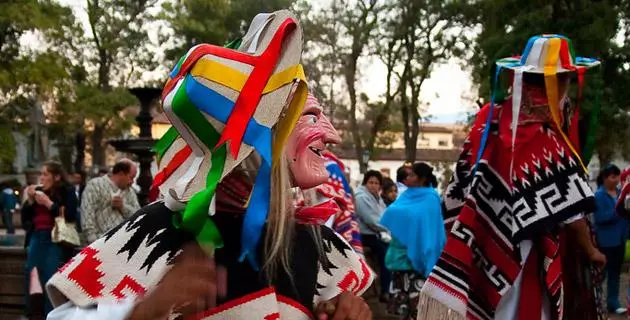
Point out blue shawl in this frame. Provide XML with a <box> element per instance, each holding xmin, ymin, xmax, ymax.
<box><xmin>380</xmin><ymin>187</ymin><xmax>445</xmax><ymax>277</ymax></box>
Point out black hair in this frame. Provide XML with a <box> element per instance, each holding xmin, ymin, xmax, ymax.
<box><xmin>73</xmin><ymin>170</ymin><xmax>87</xmax><ymax>182</ymax></box>
<box><xmin>411</xmin><ymin>162</ymin><xmax>438</xmax><ymax>188</ymax></box>
<box><xmin>382</xmin><ymin>180</ymin><xmax>397</xmax><ymax>194</ymax></box>
<box><xmin>42</xmin><ymin>161</ymin><xmax>69</xmax><ymax>202</ymax></box>
<box><xmin>596</xmin><ymin>164</ymin><xmax>621</xmax><ymax>187</ymax></box>
<box><xmin>112</xmin><ymin>160</ymin><xmax>133</xmax><ymax>175</ymax></box>
<box><xmin>396</xmin><ymin>165</ymin><xmax>411</xmax><ymax>183</ymax></box>
<box><xmin>362</xmin><ymin>170</ymin><xmax>383</xmax><ymax>186</ymax></box>
<box><xmin>99</xmin><ymin>167</ymin><xmax>109</xmax><ymax>174</ymax></box>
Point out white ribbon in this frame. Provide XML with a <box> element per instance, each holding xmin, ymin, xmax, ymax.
<box><xmin>164</xmin><ymin>188</ymin><xmax>186</xmax><ymax>212</ymax></box>
<box><xmin>524</xmin><ymin>37</ymin><xmax>548</xmax><ymax>70</ymax></box>
<box><xmin>509</xmin><ymin>65</ymin><xmax>534</xmax><ymax>180</ymax></box>
<box><xmin>242</xmin><ymin>13</ymin><xmax>274</xmax><ymax>53</ymax></box>
<box><xmin>162</xmin><ymin>77</ymin><xmax>207</xmax><ymax>206</ymax></box>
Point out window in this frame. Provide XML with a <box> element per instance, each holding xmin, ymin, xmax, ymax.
<box><xmin>438</xmin><ymin>139</ymin><xmax>448</xmax><ymax>147</ymax></box>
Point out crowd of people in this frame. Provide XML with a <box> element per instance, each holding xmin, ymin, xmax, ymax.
<box><xmin>352</xmin><ymin>163</ymin><xmax>445</xmax><ymax>318</ymax></box>
<box><xmin>6</xmin><ymin>10</ymin><xmax>630</xmax><ymax>320</ymax></box>
<box><xmin>18</xmin><ymin>159</ymin><xmax>139</xmax><ymax>317</ymax></box>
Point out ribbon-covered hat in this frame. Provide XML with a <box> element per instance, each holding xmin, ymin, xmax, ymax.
<box><xmin>496</xmin><ymin>35</ymin><xmax>600</xmax><ymax>73</ymax></box>
<box><xmin>150</xmin><ymin>10</ymin><xmax>308</xmax><ymax>269</ymax></box>
<box><xmin>474</xmin><ymin>34</ymin><xmax>600</xmax><ymax>176</ymax></box>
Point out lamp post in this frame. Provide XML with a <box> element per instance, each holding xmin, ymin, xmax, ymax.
<box><xmin>361</xmin><ymin>150</ymin><xmax>370</xmax><ymax>173</ymax></box>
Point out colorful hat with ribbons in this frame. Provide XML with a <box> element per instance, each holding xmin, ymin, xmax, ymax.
<box><xmin>151</xmin><ymin>10</ymin><xmax>308</xmax><ymax>269</ymax></box>
<box><xmin>474</xmin><ymin>34</ymin><xmax>600</xmax><ymax>176</ymax></box>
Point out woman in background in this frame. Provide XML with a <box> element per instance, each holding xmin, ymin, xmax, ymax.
<box><xmin>355</xmin><ymin>170</ymin><xmax>391</xmax><ymax>301</ymax></box>
<box><xmin>380</xmin><ymin>162</ymin><xmax>445</xmax><ymax>319</ymax></box>
<box><xmin>594</xmin><ymin>164</ymin><xmax>626</xmax><ymax>314</ymax></box>
<box><xmin>21</xmin><ymin>161</ymin><xmax>77</xmax><ymax>316</ymax></box>
<box><xmin>381</xmin><ymin>181</ymin><xmax>398</xmax><ymax>207</ymax></box>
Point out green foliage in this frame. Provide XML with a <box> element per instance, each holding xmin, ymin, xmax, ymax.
<box><xmin>41</xmin><ymin>0</ymin><xmax>160</xmax><ymax>166</ymax></box>
<box><xmin>160</xmin><ymin>0</ymin><xmax>294</xmax><ymax>63</ymax></box>
<box><xmin>0</xmin><ymin>1</ymin><xmax>71</xmax><ymax>90</ymax></box>
<box><xmin>0</xmin><ymin>127</ymin><xmax>16</xmax><ymax>173</ymax></box>
<box><xmin>51</xmin><ymin>86</ymin><xmax>136</xmax><ymax>136</ymax></box>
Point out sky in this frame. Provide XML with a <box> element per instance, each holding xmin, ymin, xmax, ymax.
<box><xmin>51</xmin><ymin>0</ymin><xmax>475</xmax><ymax>124</ymax></box>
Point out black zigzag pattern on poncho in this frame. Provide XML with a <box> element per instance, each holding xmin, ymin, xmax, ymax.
<box><xmin>104</xmin><ymin>202</ymin><xmax>194</xmax><ymax>272</ymax></box>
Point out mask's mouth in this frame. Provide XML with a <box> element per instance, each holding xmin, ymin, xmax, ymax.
<box><xmin>308</xmin><ymin>145</ymin><xmax>324</xmax><ymax>157</ymax></box>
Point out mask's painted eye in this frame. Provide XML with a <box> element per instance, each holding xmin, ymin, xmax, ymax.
<box><xmin>305</xmin><ymin>114</ymin><xmax>317</xmax><ymax>124</ymax></box>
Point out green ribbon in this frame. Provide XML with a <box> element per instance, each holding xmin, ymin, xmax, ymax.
<box><xmin>582</xmin><ymin>91</ymin><xmax>600</xmax><ymax>166</ymax></box>
<box><xmin>170</xmin><ymin>76</ymin><xmax>227</xmax><ymax>252</ymax></box>
<box><xmin>152</xmin><ymin>126</ymin><xmax>179</xmax><ymax>163</ymax></box>
<box><xmin>224</xmin><ymin>38</ymin><xmax>242</xmax><ymax>49</ymax></box>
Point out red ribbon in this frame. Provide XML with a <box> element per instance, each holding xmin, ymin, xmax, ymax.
<box><xmin>216</xmin><ymin>19</ymin><xmax>297</xmax><ymax>158</ymax></box>
<box><xmin>149</xmin><ymin>145</ymin><xmax>192</xmax><ymax>202</ymax></box>
<box><xmin>518</xmin><ymin>246</ymin><xmax>542</xmax><ymax>320</ymax></box>
<box><xmin>294</xmin><ymin>200</ymin><xmax>340</xmax><ymax>225</ymax></box>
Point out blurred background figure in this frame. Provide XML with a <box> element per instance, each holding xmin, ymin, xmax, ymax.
<box><xmin>81</xmin><ymin>159</ymin><xmax>140</xmax><ymax>244</ymax></box>
<box><xmin>355</xmin><ymin>170</ymin><xmax>391</xmax><ymax>303</ymax></box>
<box><xmin>70</xmin><ymin>170</ymin><xmax>86</xmax><ymax>233</ymax></box>
<box><xmin>2</xmin><ymin>186</ymin><xmax>17</xmax><ymax>234</ymax></box>
<box><xmin>594</xmin><ymin>164</ymin><xmax>626</xmax><ymax>315</ymax></box>
<box><xmin>381</xmin><ymin>162</ymin><xmax>445</xmax><ymax>319</ymax></box>
<box><xmin>395</xmin><ymin>165</ymin><xmax>412</xmax><ymax>198</ymax></box>
<box><xmin>381</xmin><ymin>181</ymin><xmax>398</xmax><ymax>207</ymax></box>
<box><xmin>20</xmin><ymin>161</ymin><xmax>77</xmax><ymax>316</ymax></box>
<box><xmin>617</xmin><ymin>168</ymin><xmax>630</xmax><ymax>216</ymax></box>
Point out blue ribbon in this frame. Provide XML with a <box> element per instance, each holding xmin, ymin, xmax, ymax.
<box><xmin>471</xmin><ymin>65</ymin><xmax>503</xmax><ymax>177</ymax></box>
<box><xmin>185</xmin><ymin>74</ymin><xmax>272</xmax><ymax>162</ymax></box>
<box><xmin>520</xmin><ymin>35</ymin><xmax>541</xmax><ymax>65</ymax></box>
<box><xmin>239</xmin><ymin>160</ymin><xmax>271</xmax><ymax>269</ymax></box>
<box><xmin>185</xmin><ymin>73</ymin><xmax>273</xmax><ymax>270</ymax></box>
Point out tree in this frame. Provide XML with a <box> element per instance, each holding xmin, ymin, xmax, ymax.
<box><xmin>380</xmin><ymin>0</ymin><xmax>469</xmax><ymax>162</ymax></box>
<box><xmin>464</xmin><ymin>0</ymin><xmax>630</xmax><ymax>166</ymax></box>
<box><xmin>47</xmin><ymin>0</ymin><xmax>159</xmax><ymax>168</ymax></box>
<box><xmin>160</xmin><ymin>0</ymin><xmax>295</xmax><ymax>63</ymax></box>
<box><xmin>299</xmin><ymin>0</ymin><xmax>384</xmax><ymax>172</ymax></box>
<box><xmin>0</xmin><ymin>1</ymin><xmax>73</xmax><ymax>172</ymax></box>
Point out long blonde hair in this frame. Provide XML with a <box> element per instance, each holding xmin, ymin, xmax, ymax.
<box><xmin>262</xmin><ymin>151</ymin><xmax>295</xmax><ymax>283</ymax></box>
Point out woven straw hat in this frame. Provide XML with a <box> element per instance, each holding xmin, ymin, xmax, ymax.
<box><xmin>151</xmin><ymin>10</ymin><xmax>308</xmax><ymax>267</ymax></box>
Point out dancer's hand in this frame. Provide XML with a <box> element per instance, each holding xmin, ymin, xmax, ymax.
<box><xmin>315</xmin><ymin>292</ymin><xmax>372</xmax><ymax>320</ymax></box>
<box><xmin>128</xmin><ymin>243</ymin><xmax>226</xmax><ymax>319</ymax></box>
<box><xmin>589</xmin><ymin>249</ymin><xmax>607</xmax><ymax>270</ymax></box>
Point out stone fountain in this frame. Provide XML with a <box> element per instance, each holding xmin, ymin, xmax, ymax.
<box><xmin>109</xmin><ymin>88</ymin><xmax>161</xmax><ymax>206</ymax></box>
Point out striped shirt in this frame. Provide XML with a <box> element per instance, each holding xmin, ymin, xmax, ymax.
<box><xmin>80</xmin><ymin>176</ymin><xmax>140</xmax><ymax>244</ymax></box>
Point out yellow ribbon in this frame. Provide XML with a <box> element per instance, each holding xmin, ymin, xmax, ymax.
<box><xmin>272</xmin><ymin>78</ymin><xmax>308</xmax><ymax>168</ymax></box>
<box><xmin>544</xmin><ymin>38</ymin><xmax>587</xmax><ymax>173</ymax></box>
<box><xmin>190</xmin><ymin>58</ymin><xmax>306</xmax><ymax>95</ymax></box>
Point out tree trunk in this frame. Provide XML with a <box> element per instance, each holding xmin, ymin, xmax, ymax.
<box><xmin>74</xmin><ymin>130</ymin><xmax>86</xmax><ymax>172</ymax></box>
<box><xmin>344</xmin><ymin>51</ymin><xmax>367</xmax><ymax>173</ymax></box>
<box><xmin>91</xmin><ymin>124</ymin><xmax>106</xmax><ymax>168</ymax></box>
<box><xmin>98</xmin><ymin>50</ymin><xmax>111</xmax><ymax>92</ymax></box>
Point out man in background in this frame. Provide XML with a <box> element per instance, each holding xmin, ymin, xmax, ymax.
<box><xmin>81</xmin><ymin>159</ymin><xmax>140</xmax><ymax>244</ymax></box>
<box><xmin>395</xmin><ymin>164</ymin><xmax>412</xmax><ymax>198</ymax></box>
<box><xmin>1</xmin><ymin>187</ymin><xmax>17</xmax><ymax>234</ymax></box>
<box><xmin>71</xmin><ymin>170</ymin><xmax>86</xmax><ymax>232</ymax></box>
